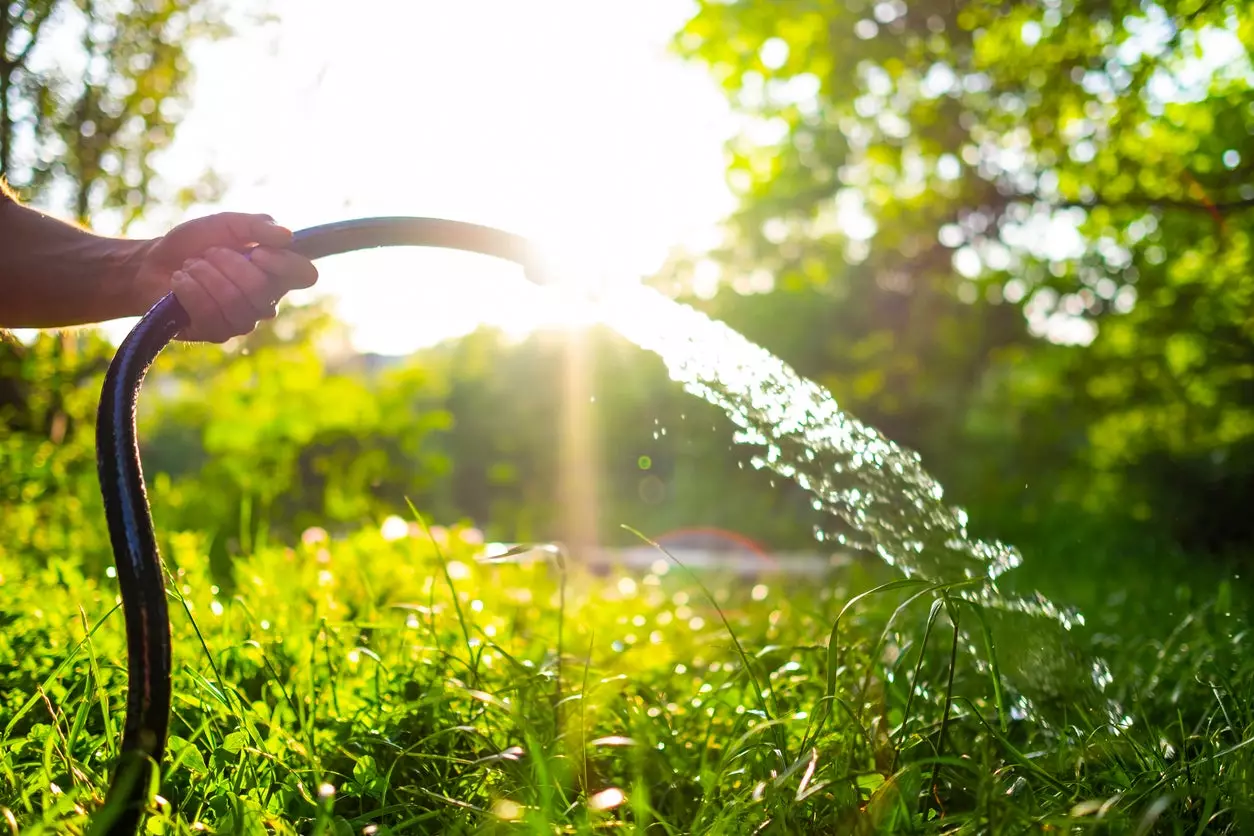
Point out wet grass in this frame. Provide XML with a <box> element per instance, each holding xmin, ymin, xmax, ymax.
<box><xmin>1</xmin><ymin>521</ymin><xmax>1252</xmax><ymax>834</ymax></box>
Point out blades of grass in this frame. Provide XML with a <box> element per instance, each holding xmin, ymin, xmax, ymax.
<box><xmin>415</xmin><ymin>784</ymin><xmax>489</xmax><ymax>812</ymax></box>
<box><xmin>354</xmin><ymin>552</ymin><xmax>379</xmax><ymax>623</ymax></box>
<box><xmin>76</xmin><ymin>606</ymin><xmax>116</xmax><ymax>758</ymax></box>
<box><xmin>407</xmin><ymin>499</ymin><xmax>476</xmax><ymax>682</ymax></box>
<box><xmin>1132</xmin><ymin>795</ymin><xmax>1174</xmax><ymax>836</ymax></box>
<box><xmin>167</xmin><ymin>582</ymin><xmax>242</xmax><ymax>723</ymax></box>
<box><xmin>254</xmin><ymin>645</ymin><xmax>315</xmax><ymax>771</ymax></box>
<box><xmin>1192</xmin><ymin>789</ymin><xmax>1218</xmax><ymax>836</ymax></box>
<box><xmin>521</xmin><ymin>724</ymin><xmax>559</xmax><ymax>833</ymax></box>
<box><xmin>164</xmin><ymin>566</ymin><xmax>274</xmax><ymax>799</ymax></box>
<box><xmin>829</xmin><ymin>695</ymin><xmax>879</xmax><ymax>756</ymax></box>
<box><xmin>179</xmin><ymin>664</ymin><xmax>233</xmax><ymax>713</ymax></box>
<box><xmin>556</xmin><ymin>544</ymin><xmax>568</xmax><ymax>722</ymax></box>
<box><xmin>379</xmin><ymin>726</ymin><xmax>498</xmax><ymax>810</ymax></box>
<box><xmin>319</xmin><ymin>616</ymin><xmax>342</xmax><ymax>717</ymax></box>
<box><xmin>891</xmin><ymin>597</ymin><xmax>945</xmax><ymax>774</ymax></box>
<box><xmin>34</xmin><ymin>686</ymin><xmax>75</xmax><ymax>789</ymax></box>
<box><xmin>307</xmin><ymin>621</ymin><xmax>322</xmax><ymax>738</ymax></box>
<box><xmin>355</xmin><ymin>645</ymin><xmax>388</xmax><ymax>708</ymax></box>
<box><xmin>714</xmin><ymin>719</ymin><xmax>792</xmax><ymax>777</ymax></box>
<box><xmin>819</xmin><ymin>578</ymin><xmax>930</xmax><ymax>734</ymax></box>
<box><xmin>64</xmin><ymin>682</ymin><xmax>92</xmax><ymax>774</ymax></box>
<box><xmin>854</xmin><ymin>586</ymin><xmax>940</xmax><ymax>710</ymax></box>
<box><xmin>1199</xmin><ymin>733</ymin><xmax>1254</xmax><ymax>763</ymax></box>
<box><xmin>623</xmin><ymin>525</ymin><xmax>787</xmax><ymax>763</ymax></box>
<box><xmin>854</xmin><ymin>578</ymin><xmax>983</xmax><ymax>719</ymax></box>
<box><xmin>580</xmin><ymin>630</ymin><xmax>595</xmax><ymax>799</ymax></box>
<box><xmin>629</xmin><ymin>776</ymin><xmax>653</xmax><ymax>836</ymax></box>
<box><xmin>949</xmin><ymin>697</ymin><xmax>1067</xmax><ymax>791</ymax></box>
<box><xmin>924</xmin><ymin>594</ymin><xmax>961</xmax><ymax>816</ymax></box>
<box><xmin>1144</xmin><ymin>611</ymin><xmax>1197</xmax><ymax>692</ymax></box>
<box><xmin>965</xmin><ymin>600</ymin><xmax>1007</xmax><ymax>733</ymax></box>
<box><xmin>1</xmin><ymin>602</ymin><xmax>120</xmax><ymax>745</ymax></box>
<box><xmin>477</xmin><ymin>543</ymin><xmax>542</xmax><ymax>562</ymax></box>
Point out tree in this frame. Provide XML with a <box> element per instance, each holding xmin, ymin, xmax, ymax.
<box><xmin>140</xmin><ymin>302</ymin><xmax>453</xmax><ymax>568</ymax></box>
<box><xmin>676</xmin><ymin>0</ymin><xmax>1254</xmax><ymax>552</ymax></box>
<box><xmin>0</xmin><ymin>0</ymin><xmax>259</xmax><ymax>568</ymax></box>
<box><xmin>1</xmin><ymin>0</ymin><xmax>243</xmax><ymax>226</ymax></box>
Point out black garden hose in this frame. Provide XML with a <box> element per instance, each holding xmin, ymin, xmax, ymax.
<box><xmin>94</xmin><ymin>217</ymin><xmax>540</xmax><ymax>834</ymax></box>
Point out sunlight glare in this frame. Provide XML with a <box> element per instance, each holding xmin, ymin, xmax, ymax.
<box><xmin>140</xmin><ymin>0</ymin><xmax>735</xmax><ymax>355</ymax></box>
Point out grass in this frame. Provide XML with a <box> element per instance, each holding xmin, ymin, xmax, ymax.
<box><xmin>1</xmin><ymin>519</ymin><xmax>1253</xmax><ymax>834</ymax></box>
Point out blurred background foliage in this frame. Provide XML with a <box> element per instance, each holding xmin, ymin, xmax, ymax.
<box><xmin>3</xmin><ymin>0</ymin><xmax>1254</xmax><ymax>590</ymax></box>
<box><xmin>671</xmin><ymin>0</ymin><xmax>1254</xmax><ymax>560</ymax></box>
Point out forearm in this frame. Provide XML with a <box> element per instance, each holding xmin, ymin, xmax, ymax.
<box><xmin>0</xmin><ymin>191</ymin><xmax>155</xmax><ymax>328</ymax></box>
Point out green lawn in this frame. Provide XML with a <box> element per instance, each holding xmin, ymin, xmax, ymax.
<box><xmin>1</xmin><ymin>522</ymin><xmax>1251</xmax><ymax>834</ymax></box>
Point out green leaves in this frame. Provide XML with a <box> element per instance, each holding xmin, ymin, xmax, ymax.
<box><xmin>677</xmin><ymin>0</ymin><xmax>1254</xmax><ymax>552</ymax></box>
<box><xmin>139</xmin><ymin>302</ymin><xmax>453</xmax><ymax>546</ymax></box>
<box><xmin>1</xmin><ymin>0</ymin><xmax>243</xmax><ymax>227</ymax></box>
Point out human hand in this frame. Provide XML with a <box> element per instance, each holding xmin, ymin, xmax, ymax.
<box><xmin>133</xmin><ymin>212</ymin><xmax>319</xmax><ymax>342</ymax></box>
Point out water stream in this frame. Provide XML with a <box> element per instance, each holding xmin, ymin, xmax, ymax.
<box><xmin>569</xmin><ymin>278</ymin><xmax>1117</xmax><ymax>718</ymax></box>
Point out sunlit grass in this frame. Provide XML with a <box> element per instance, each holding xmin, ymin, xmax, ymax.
<box><xmin>1</xmin><ymin>520</ymin><xmax>1252</xmax><ymax>833</ymax></box>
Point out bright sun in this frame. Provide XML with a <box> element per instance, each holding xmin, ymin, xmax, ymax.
<box><xmin>121</xmin><ymin>0</ymin><xmax>735</xmax><ymax>355</ymax></box>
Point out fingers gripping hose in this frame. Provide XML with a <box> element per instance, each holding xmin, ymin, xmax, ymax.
<box><xmin>94</xmin><ymin>217</ymin><xmax>539</xmax><ymax>834</ymax></box>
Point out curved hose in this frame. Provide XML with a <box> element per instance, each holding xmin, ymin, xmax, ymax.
<box><xmin>94</xmin><ymin>217</ymin><xmax>540</xmax><ymax>834</ymax></box>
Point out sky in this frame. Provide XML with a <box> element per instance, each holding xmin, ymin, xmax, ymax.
<box><xmin>131</xmin><ymin>0</ymin><xmax>737</xmax><ymax>355</ymax></box>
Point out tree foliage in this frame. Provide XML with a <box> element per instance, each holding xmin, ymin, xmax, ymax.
<box><xmin>140</xmin><ymin>303</ymin><xmax>452</xmax><ymax>560</ymax></box>
<box><xmin>1</xmin><ymin>0</ymin><xmax>241</xmax><ymax>225</ymax></box>
<box><xmin>676</xmin><ymin>0</ymin><xmax>1254</xmax><ymax>551</ymax></box>
<box><xmin>0</xmin><ymin>0</ymin><xmax>246</xmax><ymax>567</ymax></box>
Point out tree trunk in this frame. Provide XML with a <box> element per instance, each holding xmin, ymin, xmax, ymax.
<box><xmin>1</xmin><ymin>3</ymin><xmax>12</xmax><ymax>179</ymax></box>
